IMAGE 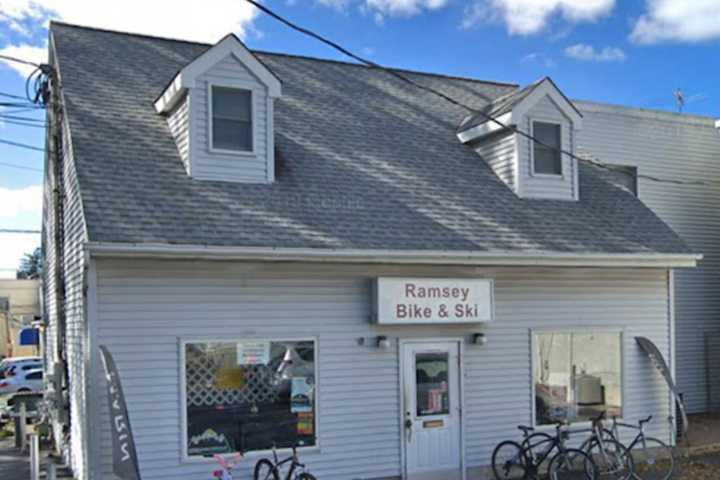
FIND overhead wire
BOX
[243,0,720,188]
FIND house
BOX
[0,279,41,358]
[43,22,704,480]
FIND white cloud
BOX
[366,0,450,16]
[0,43,47,76]
[0,185,42,218]
[631,0,720,44]
[0,0,259,77]
[565,43,626,61]
[0,233,40,278]
[461,0,615,35]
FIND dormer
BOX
[457,78,583,201]
[155,35,282,183]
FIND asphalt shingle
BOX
[50,22,691,255]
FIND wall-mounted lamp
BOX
[376,335,391,349]
[471,333,487,346]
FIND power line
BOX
[0,161,42,172]
[0,229,41,234]
[0,114,45,123]
[0,91,30,101]
[244,0,720,188]
[1,119,46,129]
[0,138,43,152]
[0,54,40,68]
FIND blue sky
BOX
[0,0,719,275]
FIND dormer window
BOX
[210,85,253,152]
[532,121,562,176]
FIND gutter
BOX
[85,242,701,268]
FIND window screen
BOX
[184,340,316,456]
[211,86,252,152]
[534,332,622,425]
[533,122,562,175]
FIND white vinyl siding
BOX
[518,96,578,200]
[166,94,191,174]
[90,260,672,480]
[473,131,517,190]
[576,101,720,414]
[189,54,270,183]
[43,109,90,479]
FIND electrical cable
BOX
[0,114,45,123]
[0,229,41,234]
[0,160,42,172]
[1,119,46,129]
[243,0,720,188]
[0,138,44,152]
[0,54,40,68]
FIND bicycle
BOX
[492,422,599,480]
[606,416,674,480]
[211,452,243,480]
[253,443,316,480]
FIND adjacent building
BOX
[43,22,716,480]
[0,279,41,359]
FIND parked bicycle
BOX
[211,452,243,480]
[253,443,317,480]
[492,421,599,480]
[606,416,674,480]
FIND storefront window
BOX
[534,332,622,426]
[184,340,316,456]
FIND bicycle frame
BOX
[269,445,305,480]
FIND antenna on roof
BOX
[673,88,685,113]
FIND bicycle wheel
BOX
[629,437,674,480]
[585,438,633,480]
[521,432,553,465]
[548,448,598,480]
[253,459,280,480]
[492,440,528,480]
[295,473,317,480]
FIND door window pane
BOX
[184,340,316,456]
[534,332,622,425]
[416,352,450,416]
[211,86,252,152]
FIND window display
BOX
[534,331,622,425]
[184,340,316,456]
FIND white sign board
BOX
[373,278,494,324]
[236,341,270,365]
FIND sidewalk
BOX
[0,438,29,479]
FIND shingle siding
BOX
[577,101,720,414]
[90,260,672,480]
[472,131,516,190]
[166,93,191,174]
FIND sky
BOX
[0,0,719,277]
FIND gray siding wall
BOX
[43,105,89,478]
[166,93,191,174]
[473,131,516,190]
[90,260,672,480]
[577,101,720,414]
[518,96,578,200]
[188,54,271,183]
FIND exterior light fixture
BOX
[376,336,391,349]
[472,333,487,346]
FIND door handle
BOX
[405,417,413,443]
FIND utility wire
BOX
[0,138,44,152]
[244,0,720,188]
[0,54,40,68]
[0,91,31,101]
[0,114,45,123]
[1,119,46,129]
[0,160,42,172]
[0,229,41,234]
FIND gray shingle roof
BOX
[51,22,691,256]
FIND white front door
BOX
[402,341,462,480]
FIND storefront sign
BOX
[373,278,494,324]
[236,341,270,365]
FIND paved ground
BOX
[0,438,30,479]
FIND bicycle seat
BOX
[517,425,535,435]
[639,415,653,425]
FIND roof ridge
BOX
[49,20,519,88]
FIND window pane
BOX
[213,119,252,152]
[533,122,562,175]
[211,86,252,152]
[416,352,450,416]
[185,340,316,456]
[534,332,622,426]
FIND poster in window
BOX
[214,367,246,390]
[290,377,313,413]
[236,341,270,365]
[297,412,314,436]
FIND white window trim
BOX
[529,328,626,430]
[207,82,257,156]
[179,336,320,463]
[529,120,565,178]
